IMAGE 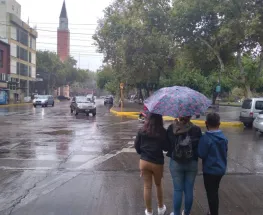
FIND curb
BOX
[0,103,32,108]
[110,109,243,127]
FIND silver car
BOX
[33,95,54,108]
[70,96,96,116]
[253,111,263,133]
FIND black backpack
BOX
[172,127,195,163]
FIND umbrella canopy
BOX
[144,86,211,118]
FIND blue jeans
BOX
[169,159,198,215]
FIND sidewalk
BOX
[111,101,243,127]
[10,170,263,215]
[0,102,32,108]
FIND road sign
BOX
[120,83,124,89]
[216,85,221,93]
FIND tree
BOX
[93,0,174,98]
[96,65,115,89]
[36,51,89,93]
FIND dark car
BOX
[70,96,96,116]
[57,96,70,101]
[104,96,113,105]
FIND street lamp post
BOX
[37,71,55,95]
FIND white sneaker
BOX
[145,209,153,215]
[158,205,166,215]
[182,210,190,215]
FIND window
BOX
[16,28,28,46]
[255,101,263,110]
[242,99,252,109]
[17,62,29,77]
[8,84,16,90]
[0,50,3,68]
[29,52,31,63]
[0,73,6,81]
[17,46,28,62]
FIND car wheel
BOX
[45,104,48,107]
[92,112,96,117]
[42,105,45,108]
[244,122,253,128]
[86,113,89,116]
[33,105,36,108]
[70,109,73,114]
[52,102,54,107]
[75,110,78,116]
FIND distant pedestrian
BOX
[134,113,168,215]
[198,113,228,215]
[167,117,202,215]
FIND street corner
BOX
[0,103,32,108]
[110,108,244,127]
[110,108,139,119]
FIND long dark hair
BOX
[142,113,165,137]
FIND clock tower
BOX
[57,0,70,62]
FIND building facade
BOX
[0,0,37,103]
[57,0,70,97]
[0,39,10,104]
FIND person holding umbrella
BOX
[144,86,211,215]
[167,117,202,215]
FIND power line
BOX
[37,42,96,48]
[30,22,98,26]
[37,29,94,35]
[0,23,95,35]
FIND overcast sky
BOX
[17,0,112,71]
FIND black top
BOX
[134,130,169,165]
[166,124,202,161]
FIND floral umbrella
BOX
[144,86,211,118]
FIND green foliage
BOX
[36,51,89,91]
[93,0,263,98]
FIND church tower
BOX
[57,0,70,62]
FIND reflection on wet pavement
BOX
[0,101,263,214]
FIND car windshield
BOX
[36,95,48,99]
[242,99,252,109]
[76,97,90,103]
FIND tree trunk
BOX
[237,50,252,98]
[258,49,263,77]
[244,83,253,98]
[237,50,244,75]
[198,37,225,74]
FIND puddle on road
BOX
[39,130,73,136]
[49,127,67,129]
[0,141,11,147]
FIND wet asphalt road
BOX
[0,101,263,215]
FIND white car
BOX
[253,111,263,133]
[240,98,263,127]
[33,95,54,108]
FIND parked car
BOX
[24,96,31,103]
[86,94,95,103]
[104,96,113,105]
[33,95,54,107]
[240,98,263,127]
[70,96,96,116]
[253,111,263,133]
[57,95,70,101]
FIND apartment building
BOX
[0,0,38,102]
